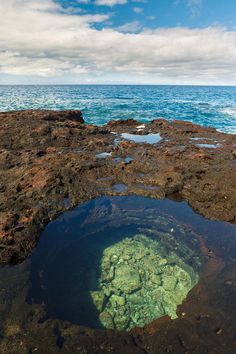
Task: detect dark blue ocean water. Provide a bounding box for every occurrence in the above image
[0,85,236,133]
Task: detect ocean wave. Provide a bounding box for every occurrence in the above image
[218,127,236,134]
[220,107,236,117]
[1,85,236,134]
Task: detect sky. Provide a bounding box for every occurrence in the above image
[1,0,236,85]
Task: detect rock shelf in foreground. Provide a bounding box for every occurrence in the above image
[0,109,235,264]
[0,109,236,354]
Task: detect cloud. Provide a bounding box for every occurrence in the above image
[95,0,128,6]
[175,0,202,17]
[187,0,202,16]
[187,0,202,6]
[146,15,156,21]
[1,0,236,84]
[117,21,142,33]
[133,7,143,14]
[76,0,90,3]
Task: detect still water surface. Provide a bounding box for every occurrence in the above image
[0,196,235,332]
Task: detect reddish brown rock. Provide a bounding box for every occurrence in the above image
[0,109,236,353]
[0,109,235,264]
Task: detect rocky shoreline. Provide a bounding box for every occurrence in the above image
[0,109,236,353]
[0,109,235,264]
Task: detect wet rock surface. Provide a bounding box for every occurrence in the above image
[95,234,199,330]
[0,110,235,264]
[0,109,236,353]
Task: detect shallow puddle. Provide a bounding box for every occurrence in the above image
[134,184,160,191]
[112,183,128,192]
[120,133,162,144]
[96,152,112,159]
[195,143,221,149]
[191,137,215,141]
[124,157,134,164]
[0,196,236,334]
[113,156,133,164]
[96,177,113,182]
[113,157,121,163]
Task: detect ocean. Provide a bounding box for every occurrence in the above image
[0,85,236,134]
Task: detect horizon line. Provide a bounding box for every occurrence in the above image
[1,83,236,87]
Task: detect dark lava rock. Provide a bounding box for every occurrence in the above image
[0,110,235,264]
[0,110,236,354]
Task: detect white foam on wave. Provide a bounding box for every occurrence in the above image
[217,107,236,134]
[220,107,236,117]
[217,127,236,135]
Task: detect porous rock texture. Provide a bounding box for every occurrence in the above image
[0,109,236,354]
[0,109,235,264]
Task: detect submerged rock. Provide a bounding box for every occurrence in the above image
[99,311,114,329]
[90,291,105,312]
[91,234,199,331]
[112,265,141,293]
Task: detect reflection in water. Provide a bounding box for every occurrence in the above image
[112,184,128,193]
[120,133,162,144]
[27,196,203,330]
[124,157,134,164]
[0,196,236,335]
[195,143,221,149]
[134,184,160,191]
[96,152,112,159]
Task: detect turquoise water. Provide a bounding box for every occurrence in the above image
[0,85,236,133]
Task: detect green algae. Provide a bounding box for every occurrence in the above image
[90,234,199,331]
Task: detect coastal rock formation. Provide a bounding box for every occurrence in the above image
[0,109,236,353]
[0,109,235,264]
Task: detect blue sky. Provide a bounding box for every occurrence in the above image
[57,0,236,30]
[0,0,236,84]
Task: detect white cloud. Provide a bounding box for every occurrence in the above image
[187,0,202,6]
[146,15,156,21]
[175,0,202,17]
[133,7,143,13]
[187,0,202,16]
[0,0,236,84]
[95,0,128,6]
[117,21,142,33]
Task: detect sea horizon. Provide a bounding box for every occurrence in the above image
[1,83,236,87]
